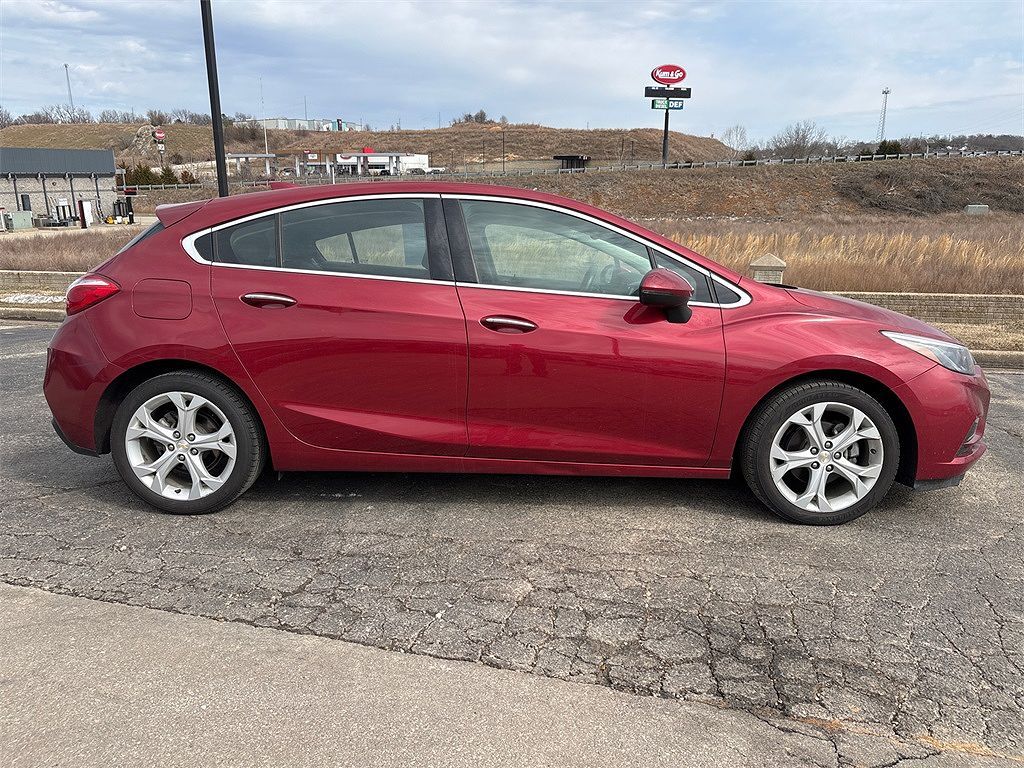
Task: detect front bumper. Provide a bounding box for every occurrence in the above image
[895,363,990,483]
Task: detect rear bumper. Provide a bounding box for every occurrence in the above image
[43,317,121,455]
[51,417,99,457]
[896,363,990,483]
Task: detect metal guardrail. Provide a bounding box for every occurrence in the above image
[118,148,1024,192]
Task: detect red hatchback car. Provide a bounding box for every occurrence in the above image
[44,182,989,524]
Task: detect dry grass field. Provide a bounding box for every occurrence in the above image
[0,228,143,272]
[2,211,1020,296]
[650,212,1024,294]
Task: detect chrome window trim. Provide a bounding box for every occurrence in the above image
[178,190,751,307]
[443,193,751,308]
[180,193,447,287]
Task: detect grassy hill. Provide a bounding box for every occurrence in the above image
[129,156,1024,220]
[277,123,732,165]
[0,121,731,167]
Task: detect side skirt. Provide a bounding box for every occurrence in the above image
[270,443,731,480]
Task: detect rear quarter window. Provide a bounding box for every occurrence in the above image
[213,216,279,267]
[116,222,164,255]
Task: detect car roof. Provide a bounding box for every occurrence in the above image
[162,181,742,283]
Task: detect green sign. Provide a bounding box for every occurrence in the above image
[651,99,686,110]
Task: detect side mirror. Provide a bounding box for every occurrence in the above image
[638,268,694,323]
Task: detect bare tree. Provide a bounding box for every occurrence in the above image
[765,120,831,158]
[0,106,12,129]
[99,109,139,123]
[146,109,169,126]
[15,110,55,124]
[32,104,93,123]
[719,124,749,158]
[169,108,212,125]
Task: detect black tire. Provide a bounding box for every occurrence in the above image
[110,371,265,515]
[741,380,900,525]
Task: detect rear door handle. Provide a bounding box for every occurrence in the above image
[480,315,537,333]
[241,292,297,308]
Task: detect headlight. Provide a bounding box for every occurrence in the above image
[881,331,976,375]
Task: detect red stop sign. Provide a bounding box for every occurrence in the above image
[153,129,166,141]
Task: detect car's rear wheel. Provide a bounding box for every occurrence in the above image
[111,371,264,514]
[742,381,900,525]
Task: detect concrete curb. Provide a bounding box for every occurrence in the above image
[974,350,1024,370]
[0,270,83,292]
[0,306,65,322]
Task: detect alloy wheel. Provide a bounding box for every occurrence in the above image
[769,402,884,514]
[124,391,237,501]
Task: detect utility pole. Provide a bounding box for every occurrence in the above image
[303,95,308,121]
[200,0,229,197]
[482,139,486,172]
[876,87,891,143]
[64,64,74,108]
[501,131,506,174]
[260,77,269,155]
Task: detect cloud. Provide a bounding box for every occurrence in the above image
[0,0,1020,141]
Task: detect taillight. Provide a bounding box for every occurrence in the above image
[66,274,120,315]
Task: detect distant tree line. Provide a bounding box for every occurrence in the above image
[0,104,226,127]
[718,120,1024,159]
[451,109,509,126]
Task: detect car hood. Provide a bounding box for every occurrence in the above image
[784,288,959,343]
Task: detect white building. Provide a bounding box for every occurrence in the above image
[235,118,365,132]
[333,152,429,175]
[297,152,431,177]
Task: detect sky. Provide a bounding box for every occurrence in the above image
[1,0,1022,142]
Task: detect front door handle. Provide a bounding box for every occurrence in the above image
[241,292,297,309]
[480,315,537,333]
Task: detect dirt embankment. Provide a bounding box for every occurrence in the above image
[0,122,730,166]
[506,157,1024,219]
[129,157,1024,219]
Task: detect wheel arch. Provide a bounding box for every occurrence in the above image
[94,359,270,463]
[732,369,918,487]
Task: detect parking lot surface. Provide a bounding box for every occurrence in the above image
[2,322,1022,766]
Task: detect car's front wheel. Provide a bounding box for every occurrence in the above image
[742,381,900,525]
[111,371,265,514]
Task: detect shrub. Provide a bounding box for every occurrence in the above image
[125,163,158,185]
[158,166,179,184]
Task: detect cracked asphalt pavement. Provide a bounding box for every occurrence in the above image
[2,322,1022,767]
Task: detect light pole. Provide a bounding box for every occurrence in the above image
[64,64,75,109]
[200,0,229,197]
[501,131,506,174]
